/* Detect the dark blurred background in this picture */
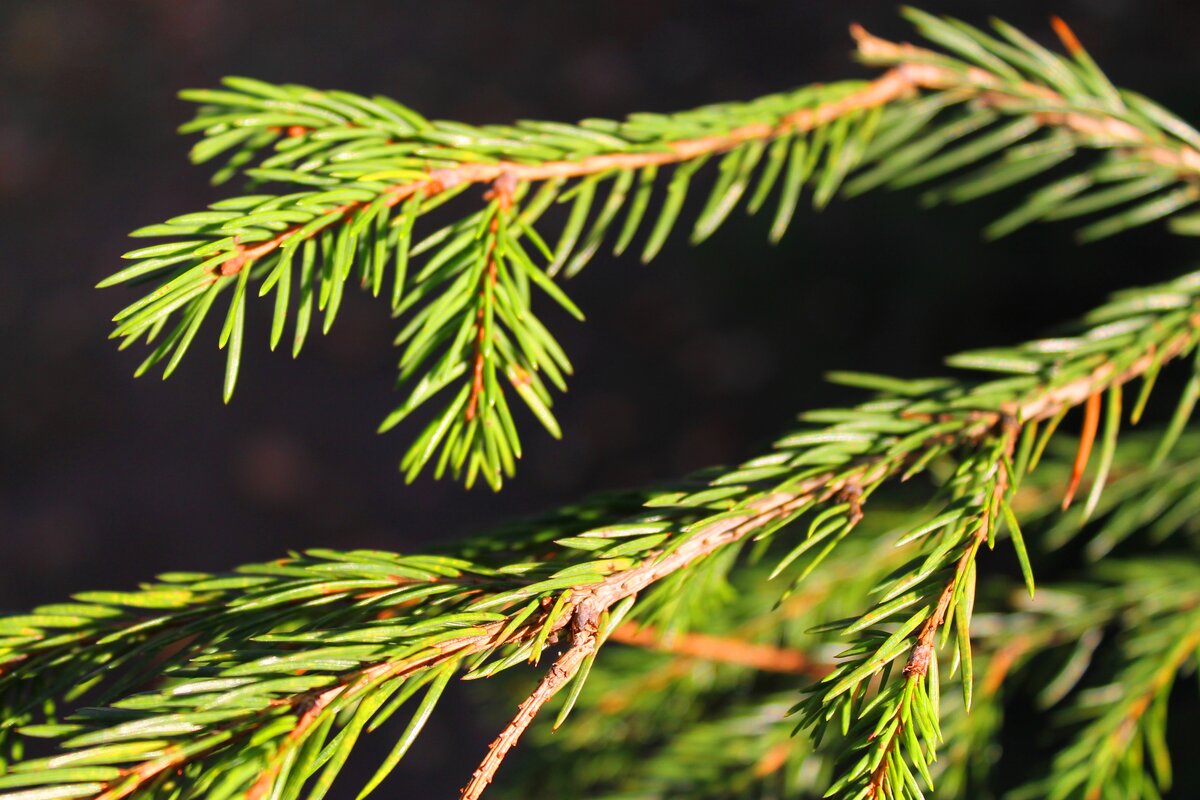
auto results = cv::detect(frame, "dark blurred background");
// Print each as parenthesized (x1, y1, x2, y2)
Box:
(2, 0, 1199, 795)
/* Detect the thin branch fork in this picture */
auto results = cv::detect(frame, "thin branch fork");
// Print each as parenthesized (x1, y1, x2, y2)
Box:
(454, 484, 857, 800)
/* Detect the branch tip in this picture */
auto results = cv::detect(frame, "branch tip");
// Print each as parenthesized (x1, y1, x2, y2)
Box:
(1063, 391, 1102, 510)
(1049, 15, 1085, 56)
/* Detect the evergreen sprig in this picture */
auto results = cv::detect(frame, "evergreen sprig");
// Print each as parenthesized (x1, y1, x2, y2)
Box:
(6, 8, 1200, 800)
(9, 256, 1200, 797)
(101, 7, 1200, 488)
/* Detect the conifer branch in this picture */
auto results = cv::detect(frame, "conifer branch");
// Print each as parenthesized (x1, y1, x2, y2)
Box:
(99, 8, 1200, 487)
(8, 8, 1200, 799)
(210, 66, 926, 283)
(8, 257, 1200, 798)
(499, 511, 1200, 798)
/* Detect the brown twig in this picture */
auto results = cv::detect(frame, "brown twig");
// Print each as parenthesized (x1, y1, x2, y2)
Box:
(607, 622, 831, 677)
(460, 609, 600, 800)
(980, 635, 1033, 696)
(452, 486, 850, 800)
(246, 684, 347, 800)
(593, 588, 832, 715)
(753, 740, 797, 778)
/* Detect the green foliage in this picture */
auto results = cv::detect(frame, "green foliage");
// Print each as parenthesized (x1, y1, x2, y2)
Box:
(4, 8, 1200, 800)
(498, 477, 1200, 800)
(101, 7, 1200, 488)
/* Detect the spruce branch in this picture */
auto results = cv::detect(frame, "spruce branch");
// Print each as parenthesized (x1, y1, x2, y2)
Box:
(9, 251, 1200, 798)
(9, 8, 1200, 799)
(99, 9, 1200, 487)
(500, 506, 1200, 799)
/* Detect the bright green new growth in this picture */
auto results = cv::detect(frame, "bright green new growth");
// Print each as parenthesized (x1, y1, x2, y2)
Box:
(4, 8, 1199, 800)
